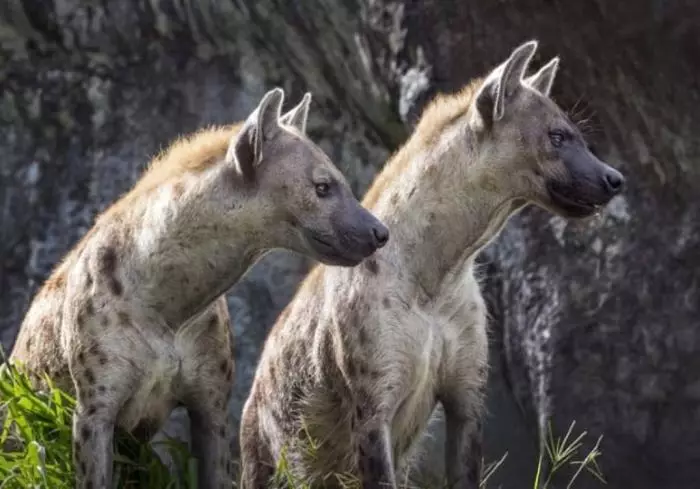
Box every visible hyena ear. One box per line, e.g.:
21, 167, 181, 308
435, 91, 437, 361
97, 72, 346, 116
472, 40, 539, 129
226, 87, 285, 180
524, 57, 559, 97
279, 92, 312, 134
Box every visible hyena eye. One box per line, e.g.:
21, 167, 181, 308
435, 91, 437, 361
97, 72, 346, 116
548, 129, 571, 148
315, 182, 331, 198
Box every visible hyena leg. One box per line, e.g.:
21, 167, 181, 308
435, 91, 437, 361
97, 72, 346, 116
73, 407, 115, 489
439, 388, 485, 489
239, 396, 274, 489
181, 302, 236, 489
443, 415, 483, 489
357, 418, 397, 489
188, 404, 235, 489
70, 347, 137, 489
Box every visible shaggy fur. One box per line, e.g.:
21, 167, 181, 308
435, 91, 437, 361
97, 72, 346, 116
9, 88, 388, 489
239, 41, 625, 489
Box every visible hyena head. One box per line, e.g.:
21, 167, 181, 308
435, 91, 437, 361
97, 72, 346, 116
227, 88, 389, 266
467, 40, 625, 218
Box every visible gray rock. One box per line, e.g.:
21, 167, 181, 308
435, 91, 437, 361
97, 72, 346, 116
2, 1, 700, 488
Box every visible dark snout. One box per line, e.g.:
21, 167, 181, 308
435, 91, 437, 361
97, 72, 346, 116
370, 218, 390, 249
602, 166, 625, 197
547, 145, 625, 218
304, 198, 389, 267
341, 204, 389, 255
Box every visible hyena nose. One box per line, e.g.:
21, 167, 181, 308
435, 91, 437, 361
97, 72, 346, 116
603, 168, 625, 196
371, 224, 389, 249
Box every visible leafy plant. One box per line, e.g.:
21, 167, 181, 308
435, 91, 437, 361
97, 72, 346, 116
0, 351, 198, 489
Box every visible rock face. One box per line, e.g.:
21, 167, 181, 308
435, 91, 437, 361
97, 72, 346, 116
1, 1, 698, 488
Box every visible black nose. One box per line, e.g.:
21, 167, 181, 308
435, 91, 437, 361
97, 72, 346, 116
372, 224, 389, 249
603, 169, 625, 195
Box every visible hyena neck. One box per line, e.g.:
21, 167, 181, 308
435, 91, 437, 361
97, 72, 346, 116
375, 132, 524, 299
131, 165, 274, 327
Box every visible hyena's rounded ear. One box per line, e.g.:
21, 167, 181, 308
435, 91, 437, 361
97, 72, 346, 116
279, 92, 312, 134
226, 87, 285, 181
472, 40, 539, 129
524, 57, 560, 97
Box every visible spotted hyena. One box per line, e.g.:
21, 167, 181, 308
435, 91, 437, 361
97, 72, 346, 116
239, 41, 625, 488
8, 88, 389, 489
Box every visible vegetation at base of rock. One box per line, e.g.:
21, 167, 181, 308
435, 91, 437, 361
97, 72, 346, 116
1, 349, 604, 489
0, 351, 197, 489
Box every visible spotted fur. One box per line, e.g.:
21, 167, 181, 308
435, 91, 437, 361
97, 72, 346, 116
9, 88, 387, 489
240, 41, 625, 488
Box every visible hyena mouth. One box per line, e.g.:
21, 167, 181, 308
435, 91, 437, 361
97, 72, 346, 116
306, 232, 363, 266
547, 186, 603, 218
311, 234, 334, 250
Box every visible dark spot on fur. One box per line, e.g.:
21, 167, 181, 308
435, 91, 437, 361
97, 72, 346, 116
109, 278, 123, 296
86, 405, 97, 416
84, 368, 95, 384
99, 354, 108, 366
80, 461, 87, 474
99, 247, 123, 296
356, 406, 363, 420
25, 337, 33, 351
98, 385, 106, 394
346, 357, 357, 377
219, 360, 228, 374
80, 425, 91, 441
117, 311, 131, 326
357, 327, 368, 346
100, 247, 117, 274
365, 259, 379, 275
408, 187, 416, 199
84, 299, 94, 316
390, 193, 399, 206
367, 429, 379, 444
100, 315, 109, 327
214, 399, 223, 410
209, 315, 218, 329
77, 352, 85, 365
382, 296, 390, 308
219, 425, 226, 438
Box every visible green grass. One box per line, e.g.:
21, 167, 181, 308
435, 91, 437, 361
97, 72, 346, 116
0, 358, 198, 489
0, 355, 605, 489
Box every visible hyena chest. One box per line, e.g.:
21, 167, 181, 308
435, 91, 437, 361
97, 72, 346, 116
387, 312, 446, 459
116, 332, 183, 437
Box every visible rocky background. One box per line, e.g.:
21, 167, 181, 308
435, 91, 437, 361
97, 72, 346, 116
1, 1, 699, 488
